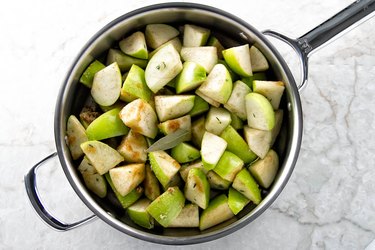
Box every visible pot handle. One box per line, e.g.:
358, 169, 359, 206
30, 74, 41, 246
263, 0, 375, 90
24, 152, 96, 231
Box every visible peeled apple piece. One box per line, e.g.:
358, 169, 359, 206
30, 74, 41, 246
91, 62, 122, 106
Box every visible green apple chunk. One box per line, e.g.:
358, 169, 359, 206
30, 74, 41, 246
206, 170, 231, 190
154, 95, 195, 122
85, 108, 129, 141
230, 113, 244, 130
224, 80, 251, 120
117, 129, 148, 163
127, 198, 154, 229
196, 64, 232, 105
218, 59, 240, 82
183, 24, 211, 47
222, 44, 252, 77
91, 62, 122, 106
158, 115, 191, 138
253, 80, 285, 110
106, 49, 148, 72
213, 151, 244, 182
121, 64, 152, 102
175, 62, 206, 94
207, 36, 225, 59
79, 60, 105, 88
245, 92, 275, 130
220, 125, 257, 164
201, 131, 227, 170
250, 46, 269, 72
191, 116, 206, 148
167, 204, 199, 228
228, 187, 249, 215
205, 107, 232, 135
241, 72, 267, 89
189, 95, 209, 117
163, 173, 184, 191
149, 37, 182, 59
66, 115, 88, 160
78, 157, 107, 198
184, 168, 210, 209
119, 99, 158, 139
171, 142, 200, 163
145, 24, 179, 49
199, 194, 234, 231
81, 141, 124, 175
180, 46, 218, 73
105, 173, 143, 209
195, 89, 220, 107
249, 149, 279, 188
119, 31, 148, 59
149, 151, 181, 188
144, 164, 161, 201
145, 44, 183, 93
109, 163, 145, 196
271, 110, 284, 145
179, 161, 206, 182
146, 186, 185, 227
232, 168, 262, 205
243, 125, 271, 159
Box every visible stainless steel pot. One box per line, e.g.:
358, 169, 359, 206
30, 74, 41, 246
25, 1, 375, 245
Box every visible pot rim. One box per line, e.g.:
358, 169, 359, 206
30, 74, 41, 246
54, 2, 303, 245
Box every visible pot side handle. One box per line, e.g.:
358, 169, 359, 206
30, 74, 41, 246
24, 152, 96, 231
263, 0, 375, 91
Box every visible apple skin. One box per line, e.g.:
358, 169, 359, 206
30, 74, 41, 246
222, 44, 252, 77
171, 142, 200, 163
127, 198, 154, 229
245, 92, 275, 131
86, 108, 129, 141
79, 60, 105, 88
189, 95, 209, 117
119, 31, 148, 59
213, 151, 244, 182
232, 168, 262, 205
146, 186, 185, 227
184, 168, 210, 209
196, 64, 233, 105
199, 194, 234, 231
175, 62, 206, 94
106, 49, 148, 72
121, 64, 152, 102
228, 187, 249, 215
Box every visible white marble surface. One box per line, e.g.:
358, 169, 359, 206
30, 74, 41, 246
1, 0, 374, 249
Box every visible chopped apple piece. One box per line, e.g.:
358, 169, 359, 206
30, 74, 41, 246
253, 80, 285, 110
109, 163, 145, 196
145, 24, 179, 49
149, 150, 181, 188
127, 198, 154, 229
249, 149, 279, 188
224, 80, 251, 120
119, 31, 148, 59
183, 24, 211, 47
117, 129, 148, 163
66, 115, 88, 160
180, 46, 218, 73
154, 95, 195, 122
184, 168, 210, 209
201, 131, 227, 170
232, 168, 262, 205
245, 92, 275, 130
222, 44, 252, 77
205, 107, 232, 135
250, 46, 269, 72
199, 194, 234, 230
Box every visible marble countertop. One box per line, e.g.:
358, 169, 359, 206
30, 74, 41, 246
1, 0, 374, 249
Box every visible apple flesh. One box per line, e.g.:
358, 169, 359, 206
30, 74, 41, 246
180, 46, 218, 73
144, 164, 161, 201
223, 80, 251, 120
80, 140, 124, 175
252, 80, 285, 110
189, 95, 209, 117
179, 161, 206, 182
109, 163, 145, 196
199, 194, 234, 230
91, 62, 122, 107
117, 129, 148, 163
167, 204, 199, 228
196, 64, 232, 105
154, 95, 195, 122
145, 24, 179, 49
105, 173, 144, 209
249, 149, 279, 188
245, 92, 275, 130
184, 168, 210, 209
201, 131, 227, 170
119, 31, 148, 59
158, 115, 191, 139
207, 36, 224, 59
250, 45, 269, 72
86, 108, 129, 141
183, 24, 211, 47
148, 37, 182, 59
222, 44, 252, 77
119, 99, 158, 139
206, 170, 231, 190
78, 157, 107, 198
205, 106, 232, 135
66, 115, 88, 160
149, 150, 181, 188
191, 116, 206, 148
